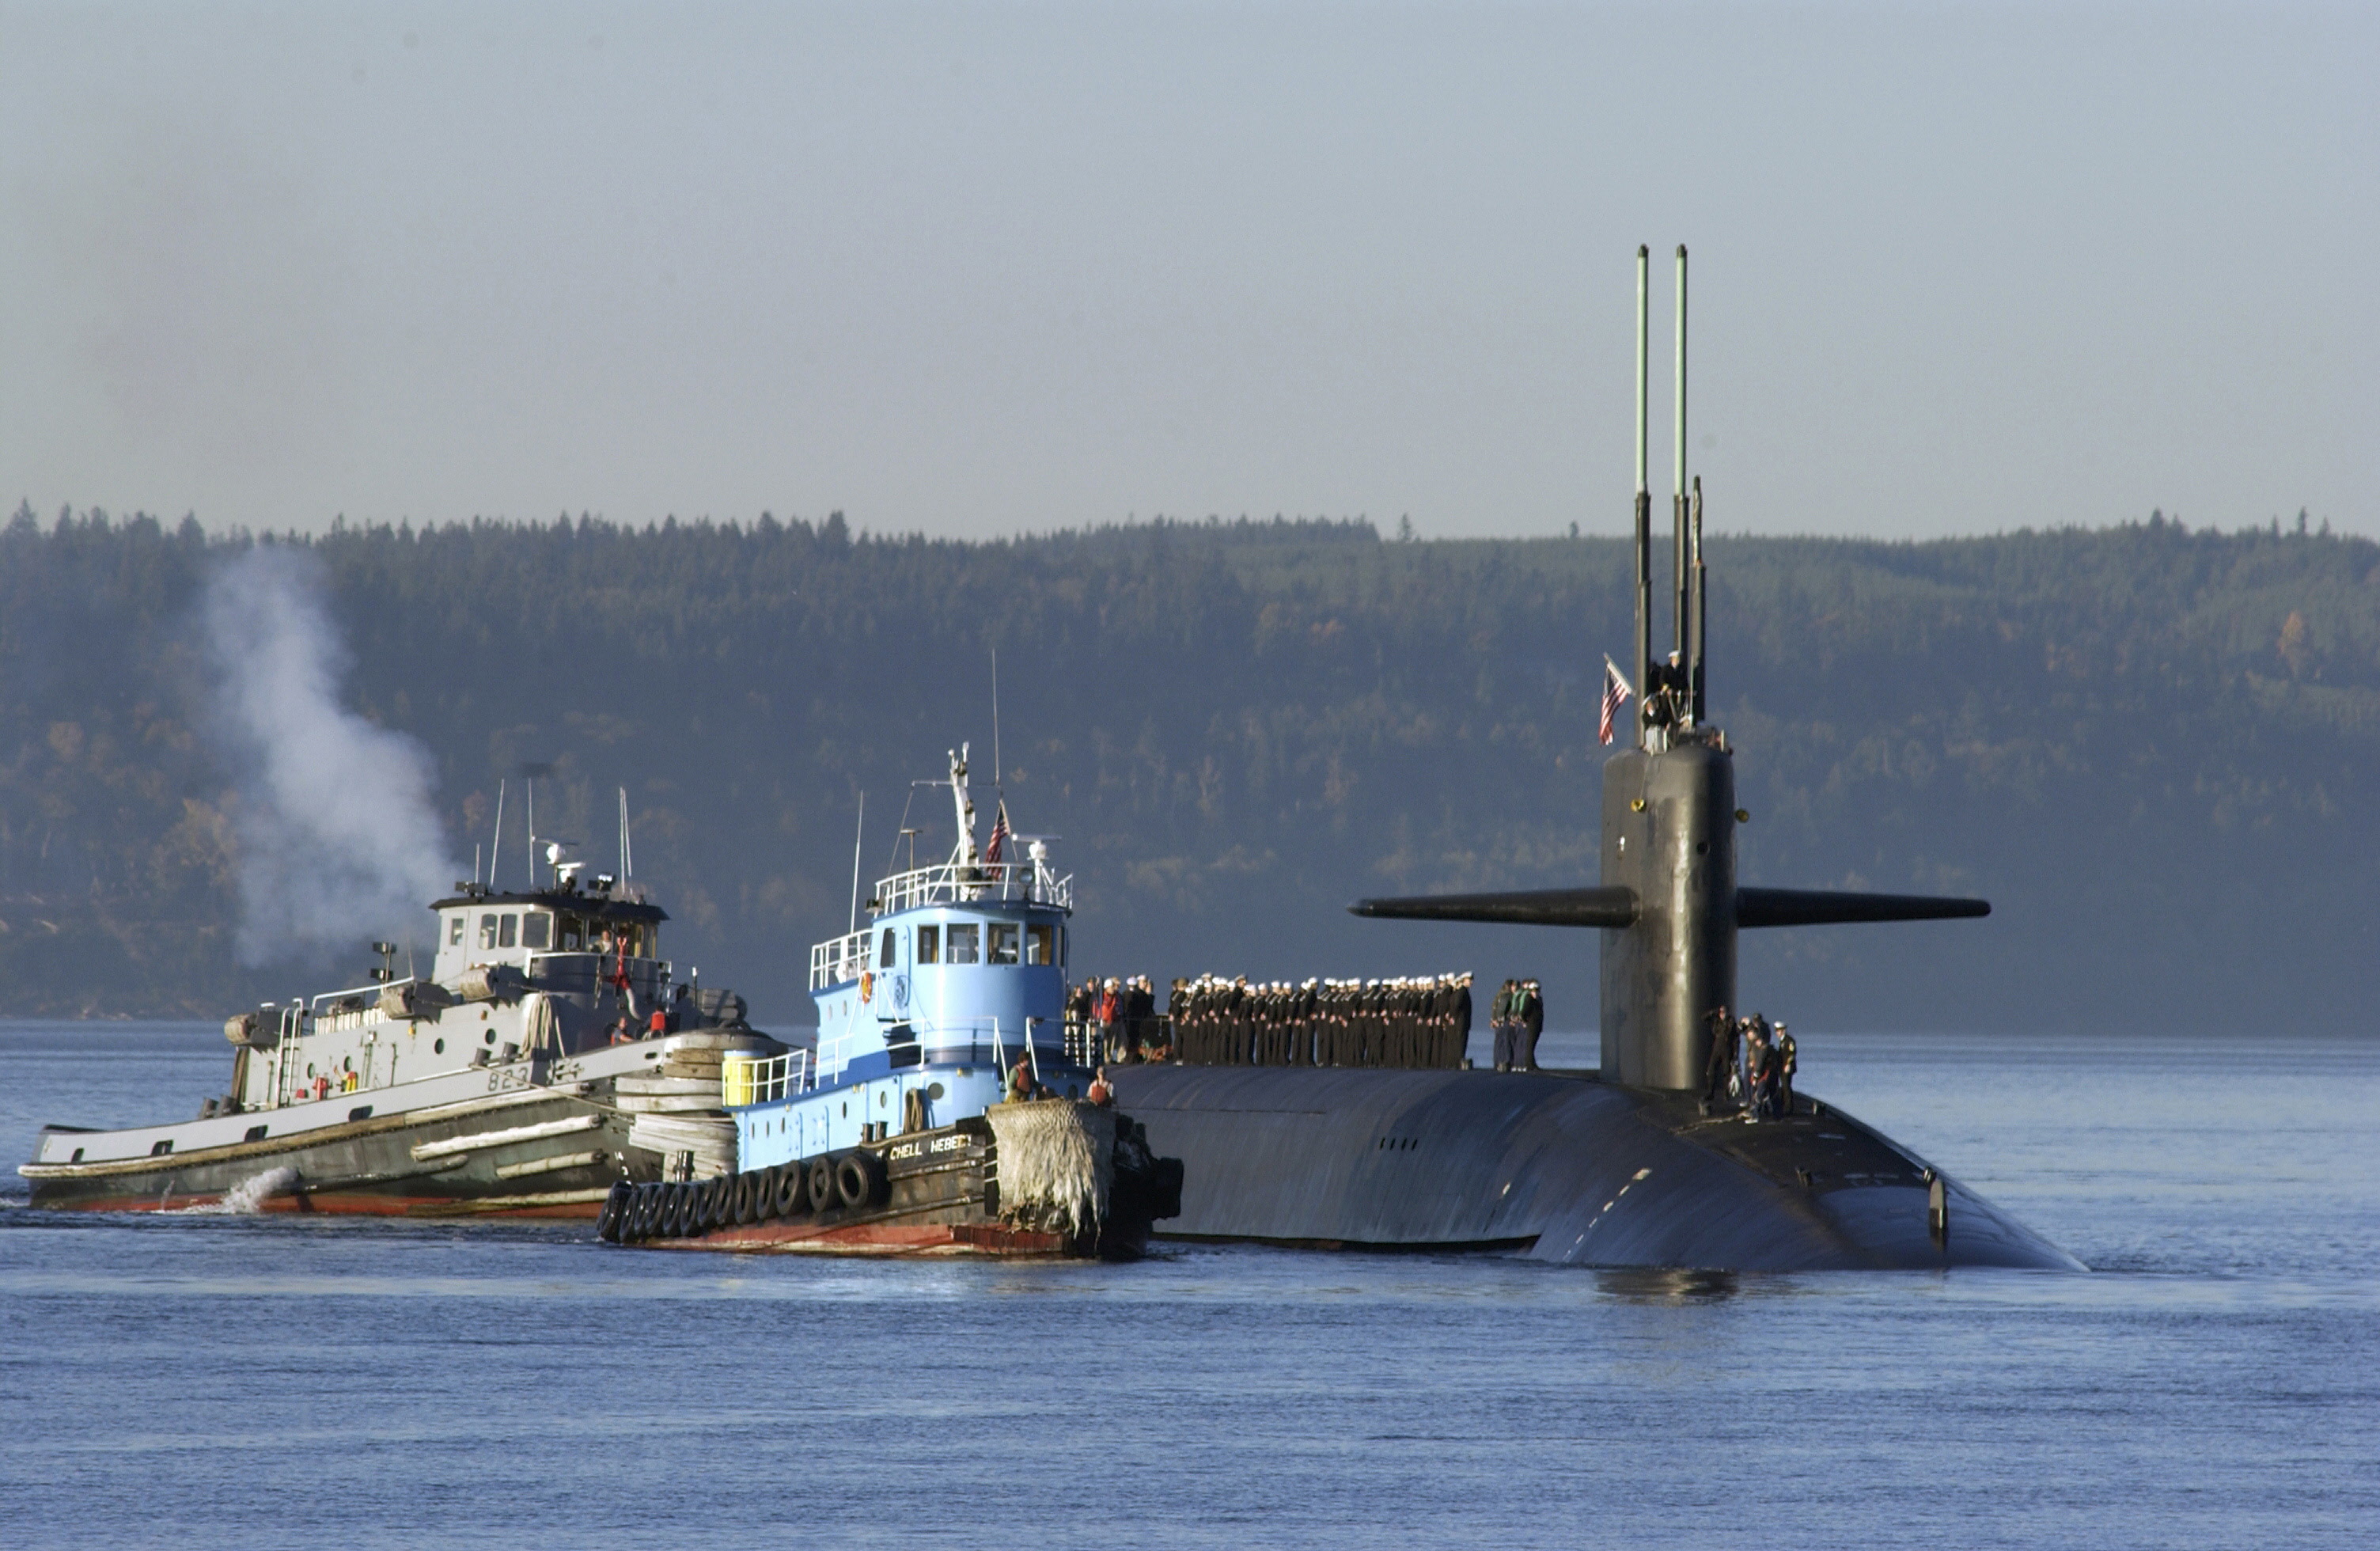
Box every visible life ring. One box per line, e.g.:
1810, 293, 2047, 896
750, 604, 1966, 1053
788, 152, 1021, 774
859, 971, 874, 1003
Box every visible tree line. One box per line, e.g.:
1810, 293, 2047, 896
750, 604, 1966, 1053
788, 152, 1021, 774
5, 501, 2374, 1033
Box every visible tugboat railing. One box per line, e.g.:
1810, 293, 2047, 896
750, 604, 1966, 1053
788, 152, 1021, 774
810, 863, 1074, 989
872, 861, 1073, 916
722, 1049, 814, 1106
809, 930, 875, 992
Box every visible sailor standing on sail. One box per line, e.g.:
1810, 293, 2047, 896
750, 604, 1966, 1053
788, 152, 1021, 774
1490, 979, 1515, 1071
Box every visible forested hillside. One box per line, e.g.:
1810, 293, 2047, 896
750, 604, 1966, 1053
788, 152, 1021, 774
6, 502, 2375, 1033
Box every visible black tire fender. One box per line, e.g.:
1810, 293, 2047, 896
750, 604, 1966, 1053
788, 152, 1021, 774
753, 1165, 782, 1221
836, 1150, 888, 1210
806, 1156, 836, 1215
1150, 1156, 1184, 1220
665, 1181, 695, 1238
597, 1180, 632, 1242
775, 1163, 809, 1217
630, 1182, 663, 1242
731, 1171, 758, 1225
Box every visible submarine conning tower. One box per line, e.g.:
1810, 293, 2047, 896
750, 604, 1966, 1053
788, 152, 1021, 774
1353, 245, 1988, 1091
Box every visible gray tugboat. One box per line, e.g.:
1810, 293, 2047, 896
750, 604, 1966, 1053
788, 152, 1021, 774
1111, 247, 2082, 1272
21, 831, 782, 1217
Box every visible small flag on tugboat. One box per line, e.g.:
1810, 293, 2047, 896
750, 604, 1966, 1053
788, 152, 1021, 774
1599, 656, 1635, 745
983, 799, 1012, 863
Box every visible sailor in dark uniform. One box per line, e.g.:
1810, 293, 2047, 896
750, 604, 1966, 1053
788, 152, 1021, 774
1700, 1003, 1737, 1115
1516, 980, 1544, 1071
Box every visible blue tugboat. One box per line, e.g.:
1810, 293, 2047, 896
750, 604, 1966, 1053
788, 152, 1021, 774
599, 745, 1182, 1257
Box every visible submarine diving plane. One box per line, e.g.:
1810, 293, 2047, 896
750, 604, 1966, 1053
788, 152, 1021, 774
1111, 247, 2082, 1272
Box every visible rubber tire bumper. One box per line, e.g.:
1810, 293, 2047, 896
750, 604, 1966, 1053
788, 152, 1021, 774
629, 1183, 662, 1242
774, 1165, 808, 1218
597, 1180, 632, 1242
836, 1150, 889, 1210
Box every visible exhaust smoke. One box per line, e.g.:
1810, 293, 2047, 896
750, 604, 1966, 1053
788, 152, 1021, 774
202, 547, 457, 966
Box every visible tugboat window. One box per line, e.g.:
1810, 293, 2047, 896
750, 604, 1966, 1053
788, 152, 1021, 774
449, 915, 464, 946
1026, 924, 1056, 966
946, 923, 980, 965
915, 925, 939, 964
479, 914, 499, 949
521, 913, 551, 950
879, 928, 896, 969
988, 923, 1020, 965
498, 914, 518, 948
559, 916, 585, 951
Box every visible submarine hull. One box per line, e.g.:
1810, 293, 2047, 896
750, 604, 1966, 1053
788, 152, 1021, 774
1110, 1064, 2080, 1272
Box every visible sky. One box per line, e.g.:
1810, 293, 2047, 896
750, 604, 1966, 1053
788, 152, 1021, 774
3, 2, 2373, 542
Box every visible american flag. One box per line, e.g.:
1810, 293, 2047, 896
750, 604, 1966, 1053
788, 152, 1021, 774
983, 799, 1012, 863
1598, 657, 1635, 745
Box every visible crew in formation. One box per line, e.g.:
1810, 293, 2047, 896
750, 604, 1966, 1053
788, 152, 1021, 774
1699, 1006, 1802, 1121
1068, 973, 1476, 1069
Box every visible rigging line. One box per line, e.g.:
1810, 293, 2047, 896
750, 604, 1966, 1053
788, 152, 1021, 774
847, 791, 866, 935
885, 784, 921, 874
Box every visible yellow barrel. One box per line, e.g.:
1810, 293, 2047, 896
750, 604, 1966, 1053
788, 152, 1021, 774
720, 1052, 756, 1107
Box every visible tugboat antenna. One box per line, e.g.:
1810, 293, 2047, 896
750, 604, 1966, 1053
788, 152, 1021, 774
991, 647, 1002, 788
848, 791, 867, 934
490, 779, 505, 889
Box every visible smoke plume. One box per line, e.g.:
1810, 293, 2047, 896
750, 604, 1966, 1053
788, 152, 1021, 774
202, 546, 458, 965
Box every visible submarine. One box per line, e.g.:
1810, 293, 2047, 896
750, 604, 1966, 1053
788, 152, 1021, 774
1111, 246, 2082, 1272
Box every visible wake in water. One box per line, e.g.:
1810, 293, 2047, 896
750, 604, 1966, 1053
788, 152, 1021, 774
172, 1166, 299, 1215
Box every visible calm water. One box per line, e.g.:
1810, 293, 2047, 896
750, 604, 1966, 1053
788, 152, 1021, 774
2, 1022, 2374, 1549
